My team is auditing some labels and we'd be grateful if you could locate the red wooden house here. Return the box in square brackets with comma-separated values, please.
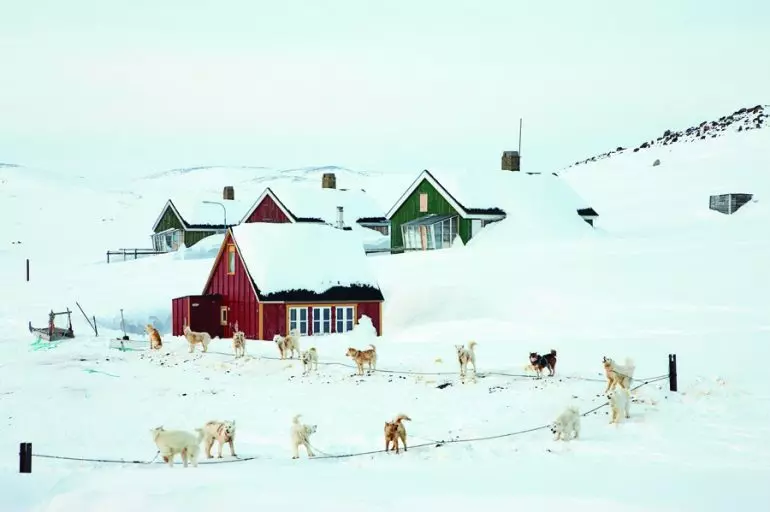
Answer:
[171, 222, 384, 341]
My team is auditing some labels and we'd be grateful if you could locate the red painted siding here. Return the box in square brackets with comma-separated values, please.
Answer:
[172, 295, 223, 338]
[357, 302, 382, 336]
[171, 296, 187, 336]
[245, 195, 291, 223]
[262, 303, 286, 341]
[204, 233, 260, 340]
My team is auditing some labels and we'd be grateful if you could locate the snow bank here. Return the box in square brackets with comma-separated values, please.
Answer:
[232, 223, 382, 295]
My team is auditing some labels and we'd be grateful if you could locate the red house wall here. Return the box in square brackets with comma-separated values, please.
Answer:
[171, 296, 187, 336]
[356, 302, 382, 336]
[204, 233, 260, 340]
[245, 195, 291, 223]
[262, 303, 286, 341]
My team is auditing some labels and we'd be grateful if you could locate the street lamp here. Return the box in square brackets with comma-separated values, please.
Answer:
[202, 201, 227, 232]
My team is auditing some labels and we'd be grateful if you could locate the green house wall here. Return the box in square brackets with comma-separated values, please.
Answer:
[389, 179, 472, 249]
[154, 207, 184, 234]
[153, 206, 216, 248]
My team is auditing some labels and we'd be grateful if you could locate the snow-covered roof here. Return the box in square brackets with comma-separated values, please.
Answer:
[228, 222, 384, 301]
[153, 198, 253, 231]
[239, 185, 386, 226]
[386, 169, 595, 219]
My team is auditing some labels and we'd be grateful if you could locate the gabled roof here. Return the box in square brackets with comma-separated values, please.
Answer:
[152, 198, 253, 232]
[208, 223, 384, 302]
[239, 185, 387, 226]
[385, 169, 597, 220]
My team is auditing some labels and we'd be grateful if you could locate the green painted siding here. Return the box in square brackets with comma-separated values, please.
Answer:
[154, 207, 184, 234]
[184, 230, 217, 247]
[390, 179, 472, 249]
[154, 206, 216, 248]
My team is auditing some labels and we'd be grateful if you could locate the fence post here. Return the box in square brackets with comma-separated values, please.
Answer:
[19, 442, 31, 473]
[26, 259, 29, 282]
[93, 316, 98, 337]
[107, 252, 110, 264]
[668, 354, 678, 392]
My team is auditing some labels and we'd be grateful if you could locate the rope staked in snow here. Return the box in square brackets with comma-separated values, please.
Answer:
[28, 376, 669, 466]
[253, 353, 666, 383]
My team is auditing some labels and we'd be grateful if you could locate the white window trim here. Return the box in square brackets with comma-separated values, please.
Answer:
[335, 306, 355, 333]
[220, 306, 228, 326]
[312, 307, 332, 336]
[289, 307, 309, 336]
[152, 228, 183, 252]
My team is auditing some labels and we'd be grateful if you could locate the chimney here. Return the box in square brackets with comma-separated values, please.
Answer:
[501, 151, 521, 172]
[322, 173, 336, 189]
[336, 206, 344, 229]
[223, 186, 235, 200]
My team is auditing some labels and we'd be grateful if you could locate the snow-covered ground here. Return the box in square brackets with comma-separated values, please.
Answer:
[2, 126, 770, 510]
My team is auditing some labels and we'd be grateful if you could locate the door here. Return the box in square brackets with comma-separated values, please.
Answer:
[419, 225, 428, 250]
[190, 295, 222, 338]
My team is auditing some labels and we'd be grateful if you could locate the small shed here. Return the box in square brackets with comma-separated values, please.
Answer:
[172, 222, 384, 341]
[709, 193, 753, 215]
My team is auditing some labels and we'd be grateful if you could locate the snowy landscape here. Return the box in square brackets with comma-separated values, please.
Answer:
[1, 104, 769, 510]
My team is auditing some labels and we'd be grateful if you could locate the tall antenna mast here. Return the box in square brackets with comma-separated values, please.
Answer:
[518, 117, 523, 155]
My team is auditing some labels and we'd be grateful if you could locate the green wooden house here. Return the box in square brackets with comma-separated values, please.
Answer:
[385, 168, 598, 252]
[150, 187, 251, 252]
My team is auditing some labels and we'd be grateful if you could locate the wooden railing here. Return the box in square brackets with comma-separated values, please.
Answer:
[106, 248, 166, 263]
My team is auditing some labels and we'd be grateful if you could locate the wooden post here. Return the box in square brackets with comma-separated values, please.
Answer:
[668, 354, 678, 392]
[26, 259, 29, 282]
[19, 442, 31, 473]
[93, 316, 98, 337]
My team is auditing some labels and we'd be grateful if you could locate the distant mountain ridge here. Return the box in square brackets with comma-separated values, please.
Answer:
[568, 104, 769, 169]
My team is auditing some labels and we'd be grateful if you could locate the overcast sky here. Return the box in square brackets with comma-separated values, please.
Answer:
[1, 0, 768, 178]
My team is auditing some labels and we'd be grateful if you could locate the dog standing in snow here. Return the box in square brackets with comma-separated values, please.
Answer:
[551, 405, 581, 441]
[455, 341, 477, 382]
[150, 426, 204, 468]
[346, 344, 377, 375]
[183, 324, 211, 353]
[203, 420, 237, 458]
[274, 329, 301, 359]
[290, 414, 317, 459]
[146, 324, 163, 350]
[231, 322, 246, 359]
[602, 356, 636, 393]
[301, 347, 318, 375]
[384, 414, 411, 454]
[608, 387, 631, 424]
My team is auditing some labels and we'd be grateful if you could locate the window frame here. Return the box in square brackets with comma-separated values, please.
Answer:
[289, 307, 309, 336]
[220, 306, 228, 326]
[335, 306, 355, 333]
[312, 307, 332, 336]
[226, 244, 236, 275]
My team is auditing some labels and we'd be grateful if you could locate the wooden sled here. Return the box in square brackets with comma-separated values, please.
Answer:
[29, 309, 75, 341]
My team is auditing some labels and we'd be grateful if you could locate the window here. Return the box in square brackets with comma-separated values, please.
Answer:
[227, 245, 236, 275]
[335, 306, 355, 333]
[289, 307, 309, 335]
[152, 229, 183, 252]
[436, 216, 458, 248]
[419, 193, 428, 213]
[312, 307, 332, 335]
[220, 306, 228, 326]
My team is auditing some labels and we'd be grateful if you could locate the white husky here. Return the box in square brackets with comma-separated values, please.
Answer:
[150, 426, 205, 468]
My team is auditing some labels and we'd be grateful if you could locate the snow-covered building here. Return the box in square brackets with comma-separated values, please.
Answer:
[171, 222, 384, 341]
[150, 187, 251, 252]
[385, 163, 598, 251]
[239, 174, 390, 253]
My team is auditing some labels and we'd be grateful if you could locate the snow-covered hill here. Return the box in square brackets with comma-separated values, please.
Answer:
[559, 109, 770, 235]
